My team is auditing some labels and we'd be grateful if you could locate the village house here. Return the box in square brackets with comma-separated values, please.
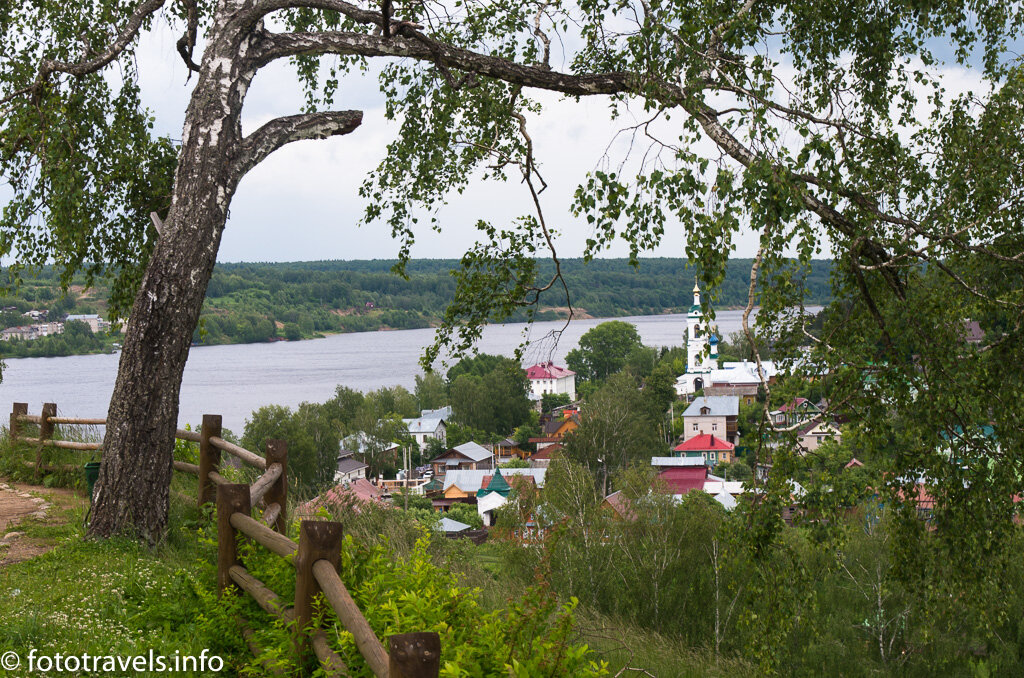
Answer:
[682, 395, 739, 445]
[403, 406, 450, 452]
[429, 441, 493, 476]
[333, 449, 369, 483]
[525, 362, 577, 400]
[297, 477, 385, 517]
[341, 431, 400, 462]
[672, 433, 735, 466]
[651, 457, 712, 494]
[476, 468, 515, 527]
[529, 443, 562, 468]
[602, 458, 744, 519]
[769, 397, 822, 428]
[702, 360, 779, 404]
[1, 321, 66, 341]
[528, 410, 580, 450]
[431, 468, 547, 517]
[490, 438, 529, 464]
[961, 319, 985, 345]
[1, 326, 38, 341]
[795, 417, 841, 452]
[65, 313, 110, 333]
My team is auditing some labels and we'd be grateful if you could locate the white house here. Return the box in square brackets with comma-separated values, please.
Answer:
[403, 406, 450, 452]
[333, 449, 369, 483]
[65, 314, 108, 333]
[525, 362, 576, 400]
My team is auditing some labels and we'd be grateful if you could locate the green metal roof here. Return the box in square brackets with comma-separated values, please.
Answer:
[477, 467, 512, 498]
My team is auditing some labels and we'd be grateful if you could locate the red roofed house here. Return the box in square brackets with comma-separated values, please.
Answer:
[672, 434, 735, 466]
[529, 443, 562, 468]
[297, 478, 385, 517]
[651, 457, 710, 494]
[525, 362, 576, 400]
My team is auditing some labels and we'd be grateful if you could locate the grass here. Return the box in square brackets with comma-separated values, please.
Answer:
[1, 425, 755, 678]
[573, 606, 755, 677]
[454, 534, 756, 676]
[0, 478, 250, 677]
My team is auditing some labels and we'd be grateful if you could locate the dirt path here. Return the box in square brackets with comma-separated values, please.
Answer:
[0, 478, 83, 566]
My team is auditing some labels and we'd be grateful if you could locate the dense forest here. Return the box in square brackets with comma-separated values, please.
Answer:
[1, 258, 832, 353]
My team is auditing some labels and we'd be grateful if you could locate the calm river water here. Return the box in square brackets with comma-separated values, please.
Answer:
[0, 309, 787, 433]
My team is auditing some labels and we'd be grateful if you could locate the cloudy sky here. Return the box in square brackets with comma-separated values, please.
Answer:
[7, 15, 996, 266]
[135, 20, 712, 264]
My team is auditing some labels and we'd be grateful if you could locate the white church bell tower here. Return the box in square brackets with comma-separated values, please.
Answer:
[677, 280, 717, 396]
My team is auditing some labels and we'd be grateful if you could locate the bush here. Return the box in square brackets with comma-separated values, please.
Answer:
[235, 526, 607, 677]
[446, 502, 484, 529]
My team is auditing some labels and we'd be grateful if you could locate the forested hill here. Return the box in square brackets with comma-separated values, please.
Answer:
[2, 258, 831, 349]
[198, 258, 831, 342]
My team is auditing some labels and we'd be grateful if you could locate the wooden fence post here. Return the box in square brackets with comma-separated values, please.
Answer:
[36, 402, 56, 478]
[217, 483, 251, 594]
[264, 440, 288, 533]
[388, 632, 442, 678]
[293, 520, 343, 663]
[199, 414, 222, 508]
[10, 402, 27, 440]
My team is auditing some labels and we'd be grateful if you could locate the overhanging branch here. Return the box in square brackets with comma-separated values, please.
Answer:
[233, 110, 364, 179]
[175, 0, 201, 74]
[254, 30, 635, 96]
[1, 0, 167, 107]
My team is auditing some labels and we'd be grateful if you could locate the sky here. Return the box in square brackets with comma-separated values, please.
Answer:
[136, 21, 704, 264]
[3, 12, 999, 266]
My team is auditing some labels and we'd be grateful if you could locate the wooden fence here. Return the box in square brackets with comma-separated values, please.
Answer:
[6, 401, 441, 677]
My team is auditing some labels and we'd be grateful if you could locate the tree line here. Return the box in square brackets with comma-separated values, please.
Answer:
[1, 258, 832, 358]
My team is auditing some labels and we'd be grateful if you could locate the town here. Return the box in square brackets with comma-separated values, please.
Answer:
[301, 283, 843, 533]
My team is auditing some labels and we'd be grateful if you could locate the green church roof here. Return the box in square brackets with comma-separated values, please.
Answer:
[477, 467, 512, 498]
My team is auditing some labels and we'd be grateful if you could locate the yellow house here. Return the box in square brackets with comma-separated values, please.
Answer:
[443, 483, 473, 500]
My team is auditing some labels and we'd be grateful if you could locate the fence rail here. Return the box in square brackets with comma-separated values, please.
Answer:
[6, 401, 440, 677]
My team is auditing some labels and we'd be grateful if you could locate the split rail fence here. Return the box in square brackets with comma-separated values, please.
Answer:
[6, 401, 441, 677]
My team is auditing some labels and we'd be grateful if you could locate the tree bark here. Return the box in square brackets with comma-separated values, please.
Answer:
[88, 3, 259, 541]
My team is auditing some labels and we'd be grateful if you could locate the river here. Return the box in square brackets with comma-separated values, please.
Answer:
[0, 309, 802, 433]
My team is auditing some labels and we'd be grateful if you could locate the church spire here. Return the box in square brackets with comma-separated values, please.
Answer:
[693, 280, 701, 306]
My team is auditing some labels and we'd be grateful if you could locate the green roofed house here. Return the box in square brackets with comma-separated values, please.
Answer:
[422, 477, 444, 494]
[477, 467, 512, 499]
[477, 468, 518, 527]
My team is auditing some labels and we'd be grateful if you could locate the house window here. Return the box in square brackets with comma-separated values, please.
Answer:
[693, 423, 698, 432]
[712, 423, 718, 432]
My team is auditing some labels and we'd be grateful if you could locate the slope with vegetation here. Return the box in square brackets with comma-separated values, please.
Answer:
[0, 427, 740, 677]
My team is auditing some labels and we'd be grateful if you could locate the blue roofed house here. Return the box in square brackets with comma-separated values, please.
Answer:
[403, 406, 450, 453]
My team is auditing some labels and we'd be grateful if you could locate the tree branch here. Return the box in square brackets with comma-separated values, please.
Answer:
[253, 30, 635, 96]
[251, 3, 914, 304]
[1, 0, 167, 107]
[175, 0, 202, 74]
[233, 110, 363, 179]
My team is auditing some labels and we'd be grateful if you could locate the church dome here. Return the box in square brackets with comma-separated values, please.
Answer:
[709, 334, 719, 344]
